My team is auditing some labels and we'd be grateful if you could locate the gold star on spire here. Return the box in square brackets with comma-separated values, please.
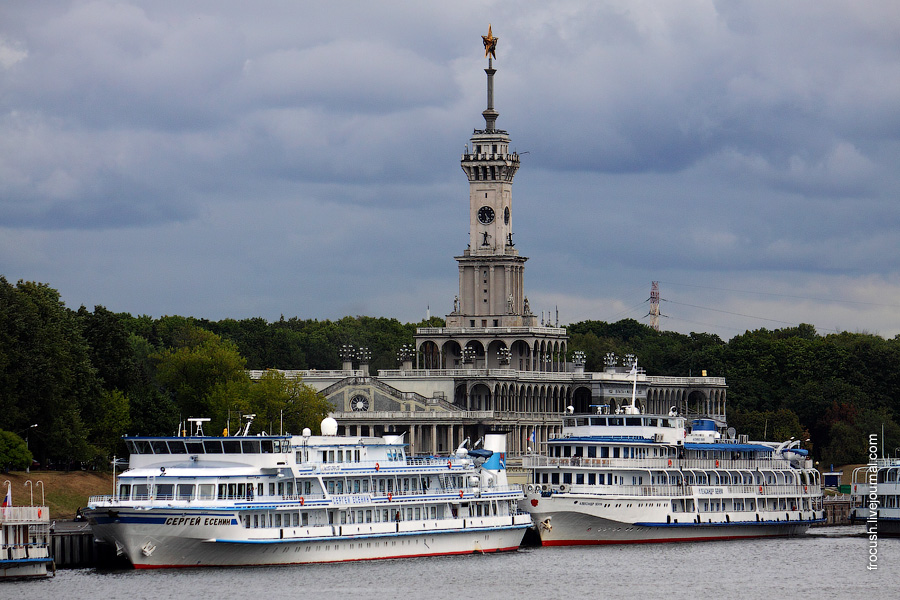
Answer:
[482, 24, 498, 59]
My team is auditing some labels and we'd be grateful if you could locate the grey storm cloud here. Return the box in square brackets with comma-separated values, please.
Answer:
[1, 0, 900, 338]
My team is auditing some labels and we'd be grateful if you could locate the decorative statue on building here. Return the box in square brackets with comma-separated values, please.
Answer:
[507, 294, 513, 313]
[453, 295, 459, 313]
[482, 231, 491, 246]
[482, 24, 498, 59]
[523, 297, 531, 315]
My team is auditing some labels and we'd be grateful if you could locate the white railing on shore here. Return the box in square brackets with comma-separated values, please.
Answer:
[0, 506, 49, 523]
[416, 326, 567, 336]
[647, 375, 727, 386]
[332, 410, 558, 421]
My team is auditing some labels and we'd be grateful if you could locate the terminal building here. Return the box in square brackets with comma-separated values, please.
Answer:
[253, 30, 727, 456]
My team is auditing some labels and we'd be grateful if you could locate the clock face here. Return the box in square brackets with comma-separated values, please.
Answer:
[504, 206, 510, 224]
[350, 395, 369, 412]
[478, 206, 495, 225]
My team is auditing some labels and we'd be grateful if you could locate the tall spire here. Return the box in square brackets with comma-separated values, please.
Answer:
[481, 25, 499, 132]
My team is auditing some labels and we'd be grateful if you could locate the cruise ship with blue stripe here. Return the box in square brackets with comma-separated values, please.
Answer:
[86, 416, 529, 567]
[520, 364, 825, 544]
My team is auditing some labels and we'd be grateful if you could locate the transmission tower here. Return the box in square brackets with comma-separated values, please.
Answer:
[648, 281, 660, 331]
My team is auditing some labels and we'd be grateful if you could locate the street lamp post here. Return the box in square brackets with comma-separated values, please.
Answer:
[24, 424, 38, 473]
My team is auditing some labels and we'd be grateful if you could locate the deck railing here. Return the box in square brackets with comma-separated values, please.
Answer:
[522, 455, 804, 471]
[536, 483, 818, 498]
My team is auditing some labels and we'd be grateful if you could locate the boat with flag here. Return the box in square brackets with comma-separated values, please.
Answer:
[1, 481, 54, 579]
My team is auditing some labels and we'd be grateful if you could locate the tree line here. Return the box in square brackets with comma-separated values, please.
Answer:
[2, 276, 898, 469]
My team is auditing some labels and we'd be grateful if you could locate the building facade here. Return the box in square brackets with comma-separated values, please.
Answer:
[256, 29, 727, 456]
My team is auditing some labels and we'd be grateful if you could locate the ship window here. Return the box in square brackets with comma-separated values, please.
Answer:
[296, 451, 303, 463]
[613, 448, 620, 458]
[167, 441, 187, 454]
[600, 447, 609, 458]
[362, 480, 368, 493]
[118, 484, 131, 499]
[573, 446, 583, 457]
[125, 441, 139, 454]
[185, 441, 203, 454]
[563, 473, 572, 484]
[176, 484, 194, 500]
[626, 417, 642, 426]
[203, 440, 223, 454]
[588, 474, 596, 485]
[287, 482, 293, 496]
[551, 473, 560, 484]
[590, 417, 606, 426]
[155, 484, 174, 499]
[261, 441, 274, 453]
[576, 474, 584, 485]
[563, 446, 571, 457]
[587, 446, 596, 458]
[151, 440, 168, 454]
[242, 440, 261, 454]
[222, 440, 241, 454]
[275, 514, 282, 527]
[598, 474, 605, 485]
[609, 417, 623, 426]
[198, 484, 215, 500]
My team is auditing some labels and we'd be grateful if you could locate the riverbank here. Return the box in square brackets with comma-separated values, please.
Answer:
[2, 471, 113, 519]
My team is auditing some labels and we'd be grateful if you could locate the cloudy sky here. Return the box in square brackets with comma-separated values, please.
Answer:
[2, 1, 899, 339]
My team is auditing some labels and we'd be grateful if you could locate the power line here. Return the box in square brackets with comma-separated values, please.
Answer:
[657, 280, 900, 309]
[661, 298, 841, 334]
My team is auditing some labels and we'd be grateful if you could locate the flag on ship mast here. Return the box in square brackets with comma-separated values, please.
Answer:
[1, 484, 10, 507]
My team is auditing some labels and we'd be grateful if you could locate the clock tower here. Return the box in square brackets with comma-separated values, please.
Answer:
[447, 26, 536, 329]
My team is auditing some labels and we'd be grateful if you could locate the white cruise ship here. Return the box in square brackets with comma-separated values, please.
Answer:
[850, 459, 900, 536]
[520, 398, 825, 544]
[86, 417, 529, 567]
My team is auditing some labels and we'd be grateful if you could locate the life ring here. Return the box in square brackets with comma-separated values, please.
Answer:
[759, 486, 763, 493]
[388, 493, 393, 501]
[715, 460, 719, 468]
[375, 463, 380, 471]
[459, 490, 464, 498]
[804, 486, 808, 493]
[300, 497, 305, 506]
[667, 459, 672, 467]
[38, 509, 42, 518]
[447, 460, 452, 469]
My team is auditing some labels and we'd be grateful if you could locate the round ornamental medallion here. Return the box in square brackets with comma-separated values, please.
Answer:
[350, 395, 370, 411]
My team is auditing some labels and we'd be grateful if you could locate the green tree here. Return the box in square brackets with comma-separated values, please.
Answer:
[0, 430, 32, 471]
[0, 277, 97, 464]
[152, 326, 249, 420]
[208, 371, 332, 436]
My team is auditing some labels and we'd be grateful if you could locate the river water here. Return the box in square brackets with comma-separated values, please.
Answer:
[5, 526, 898, 599]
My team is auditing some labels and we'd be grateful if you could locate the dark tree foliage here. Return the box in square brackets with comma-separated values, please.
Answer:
[3, 276, 900, 468]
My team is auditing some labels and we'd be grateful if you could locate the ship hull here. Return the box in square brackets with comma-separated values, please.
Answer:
[89, 509, 530, 568]
[522, 494, 821, 545]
